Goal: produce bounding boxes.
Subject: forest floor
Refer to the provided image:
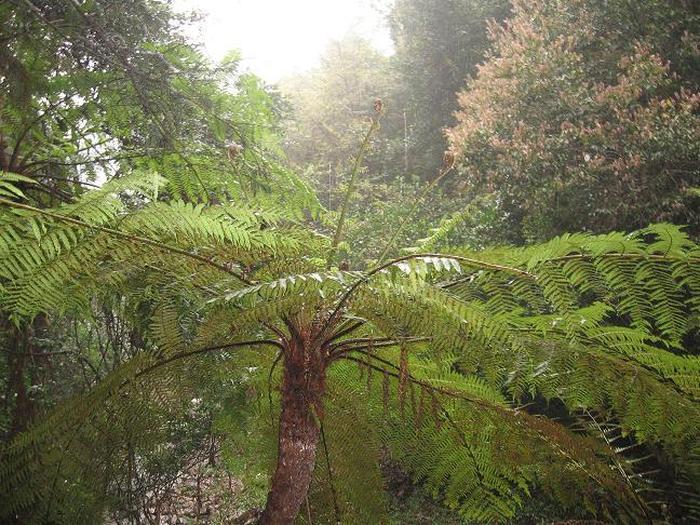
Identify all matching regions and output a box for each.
[107,450,605,525]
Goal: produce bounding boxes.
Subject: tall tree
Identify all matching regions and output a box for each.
[447,0,700,242]
[388,0,511,177]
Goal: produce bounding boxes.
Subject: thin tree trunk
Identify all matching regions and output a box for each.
[2,318,34,438]
[259,344,326,525]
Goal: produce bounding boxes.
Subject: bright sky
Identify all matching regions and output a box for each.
[173,0,394,83]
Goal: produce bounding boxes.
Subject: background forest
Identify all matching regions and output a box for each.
[282,0,700,256]
[1,0,699,524]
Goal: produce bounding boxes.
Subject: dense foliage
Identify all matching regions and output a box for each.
[447,0,700,242]
[389,0,511,176]
[1,1,699,524]
[2,168,700,523]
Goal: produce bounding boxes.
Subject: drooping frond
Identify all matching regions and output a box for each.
[0,172,322,318]
[0,328,279,523]
[321,228,700,520]
[328,351,643,522]
[443,224,700,344]
[302,363,388,524]
[1,167,699,524]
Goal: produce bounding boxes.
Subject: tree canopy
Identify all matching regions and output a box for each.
[447,0,700,242]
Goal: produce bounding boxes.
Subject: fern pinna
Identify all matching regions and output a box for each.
[0,172,699,524]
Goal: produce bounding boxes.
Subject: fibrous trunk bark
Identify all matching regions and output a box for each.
[259,342,326,525]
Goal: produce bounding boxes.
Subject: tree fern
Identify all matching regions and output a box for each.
[0,173,699,523]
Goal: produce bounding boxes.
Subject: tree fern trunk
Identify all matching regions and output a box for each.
[260,343,326,525]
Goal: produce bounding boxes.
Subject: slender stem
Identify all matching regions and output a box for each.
[22,153,152,170]
[547,252,700,264]
[442,251,699,290]
[332,335,429,348]
[329,110,382,263]
[36,174,102,189]
[320,422,341,523]
[325,320,366,344]
[331,336,398,348]
[331,341,405,357]
[264,322,288,342]
[330,336,430,357]
[305,497,313,525]
[438,399,489,490]
[133,339,283,381]
[339,353,495,409]
[268,349,284,428]
[0,347,75,357]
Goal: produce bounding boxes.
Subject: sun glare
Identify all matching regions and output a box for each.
[174,0,394,82]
